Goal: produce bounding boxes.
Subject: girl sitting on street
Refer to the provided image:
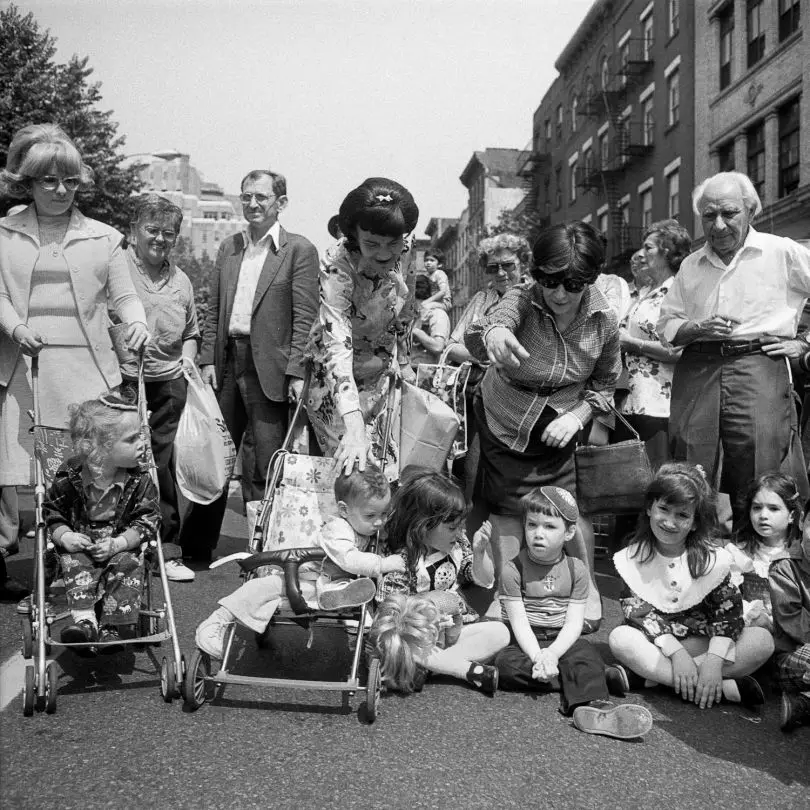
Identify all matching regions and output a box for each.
[376,466,509,694]
[608,462,774,711]
[726,472,801,630]
[44,392,160,655]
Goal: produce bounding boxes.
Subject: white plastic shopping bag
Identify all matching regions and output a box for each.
[175,358,237,504]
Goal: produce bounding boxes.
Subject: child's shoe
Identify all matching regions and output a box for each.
[61,620,98,657]
[780,692,810,731]
[572,702,654,740]
[98,625,125,655]
[723,675,765,711]
[605,664,630,697]
[195,607,233,659]
[465,662,499,695]
[165,559,196,582]
[317,578,377,611]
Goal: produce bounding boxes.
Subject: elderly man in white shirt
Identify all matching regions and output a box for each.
[658,171,810,520]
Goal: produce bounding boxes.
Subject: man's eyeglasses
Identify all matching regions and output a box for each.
[35,175,82,192]
[485,260,517,275]
[239,192,276,205]
[142,225,178,244]
[536,272,589,293]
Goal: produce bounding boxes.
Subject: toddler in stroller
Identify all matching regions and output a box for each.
[195,464,405,658]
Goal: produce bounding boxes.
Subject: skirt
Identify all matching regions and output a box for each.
[474,392,576,516]
[0,347,109,486]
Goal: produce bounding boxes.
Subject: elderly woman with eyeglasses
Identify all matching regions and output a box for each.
[0,124,149,498]
[465,223,621,617]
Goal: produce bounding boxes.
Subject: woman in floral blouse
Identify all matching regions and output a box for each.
[617,219,692,470]
[306,178,419,477]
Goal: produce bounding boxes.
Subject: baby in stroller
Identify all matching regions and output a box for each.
[195,465,405,659]
[43,392,161,655]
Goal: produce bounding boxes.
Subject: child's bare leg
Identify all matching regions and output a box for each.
[609,625,676,685]
[423,622,509,679]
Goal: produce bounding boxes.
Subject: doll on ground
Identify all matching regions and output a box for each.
[726,472,801,630]
[43,392,160,655]
[376,466,509,694]
[769,496,810,730]
[494,486,653,740]
[609,463,774,711]
[195,465,405,659]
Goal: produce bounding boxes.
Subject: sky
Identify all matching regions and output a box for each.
[16,0,595,253]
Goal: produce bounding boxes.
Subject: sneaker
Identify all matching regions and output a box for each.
[780,692,810,731]
[195,609,233,659]
[317,578,376,611]
[605,664,630,698]
[165,559,196,582]
[572,703,654,740]
[61,620,98,657]
[98,625,125,655]
[734,675,765,711]
[466,662,499,695]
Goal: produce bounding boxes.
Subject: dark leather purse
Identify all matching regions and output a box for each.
[574,398,654,515]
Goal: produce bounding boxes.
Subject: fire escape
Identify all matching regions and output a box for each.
[576,38,654,267]
[516,135,551,227]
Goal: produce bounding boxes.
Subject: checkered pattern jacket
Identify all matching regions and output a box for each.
[464,283,621,451]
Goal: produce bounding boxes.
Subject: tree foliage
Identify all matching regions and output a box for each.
[172,237,215,321]
[486,206,548,247]
[0,4,141,230]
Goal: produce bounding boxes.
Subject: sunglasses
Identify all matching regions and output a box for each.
[485,260,517,275]
[239,192,276,205]
[536,273,588,293]
[35,175,82,191]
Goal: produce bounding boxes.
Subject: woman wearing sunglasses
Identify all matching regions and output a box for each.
[0,124,149,537]
[464,222,621,622]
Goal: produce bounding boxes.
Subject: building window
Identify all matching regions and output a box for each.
[569,161,578,202]
[599,131,610,169]
[600,55,610,90]
[641,188,653,230]
[667,70,680,127]
[619,201,632,250]
[598,210,609,236]
[668,0,680,37]
[556,104,564,139]
[719,6,734,90]
[779,98,801,197]
[746,0,765,68]
[616,113,629,163]
[619,40,630,86]
[545,119,552,141]
[555,167,563,210]
[642,14,654,60]
[779,0,801,41]
[666,170,680,219]
[583,147,594,175]
[717,141,735,172]
[642,95,655,145]
[571,96,579,132]
[746,121,765,201]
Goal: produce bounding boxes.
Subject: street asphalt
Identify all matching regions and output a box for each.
[1,487,808,810]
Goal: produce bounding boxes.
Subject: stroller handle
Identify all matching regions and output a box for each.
[238,547,326,615]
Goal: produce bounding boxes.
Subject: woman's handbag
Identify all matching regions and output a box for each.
[415,347,472,459]
[574,397,653,515]
[399,378,460,472]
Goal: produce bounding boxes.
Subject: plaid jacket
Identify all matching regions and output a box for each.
[43,457,160,547]
[464,283,620,451]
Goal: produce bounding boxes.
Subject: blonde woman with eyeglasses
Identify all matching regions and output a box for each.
[0,123,149,498]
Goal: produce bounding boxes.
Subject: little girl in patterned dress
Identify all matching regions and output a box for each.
[726,472,801,630]
[44,392,160,655]
[608,462,774,710]
[376,466,509,693]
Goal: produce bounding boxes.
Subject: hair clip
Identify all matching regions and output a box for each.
[375,194,393,203]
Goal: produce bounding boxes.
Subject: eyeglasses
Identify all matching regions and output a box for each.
[485,260,517,275]
[142,225,178,244]
[239,192,276,205]
[536,272,589,293]
[35,175,82,192]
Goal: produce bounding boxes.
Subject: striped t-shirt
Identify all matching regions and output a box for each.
[499,550,588,628]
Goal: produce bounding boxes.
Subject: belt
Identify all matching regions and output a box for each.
[690,340,763,357]
[499,370,560,397]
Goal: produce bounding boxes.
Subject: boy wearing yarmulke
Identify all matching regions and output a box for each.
[494,486,653,740]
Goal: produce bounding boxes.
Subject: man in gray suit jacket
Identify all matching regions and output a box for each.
[180,169,319,559]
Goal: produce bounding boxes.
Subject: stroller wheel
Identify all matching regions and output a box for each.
[44,661,58,714]
[21,617,33,659]
[183,649,212,711]
[22,665,35,717]
[365,657,381,723]
[160,656,178,703]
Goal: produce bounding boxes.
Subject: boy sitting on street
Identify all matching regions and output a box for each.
[494,486,653,740]
[195,465,404,658]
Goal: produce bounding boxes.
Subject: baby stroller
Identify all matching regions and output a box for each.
[182,380,397,722]
[19,353,184,716]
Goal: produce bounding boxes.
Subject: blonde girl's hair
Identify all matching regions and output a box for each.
[68,393,138,480]
[369,594,441,692]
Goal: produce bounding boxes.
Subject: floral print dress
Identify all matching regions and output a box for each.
[305,240,417,477]
[620,278,676,418]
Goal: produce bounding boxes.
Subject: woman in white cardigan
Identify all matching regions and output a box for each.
[0,123,149,489]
